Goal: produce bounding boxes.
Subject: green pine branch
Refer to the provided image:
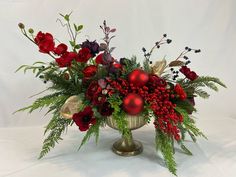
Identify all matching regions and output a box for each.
[121,56,141,78]
[178,76,226,99]
[175,106,207,141]
[156,130,177,176]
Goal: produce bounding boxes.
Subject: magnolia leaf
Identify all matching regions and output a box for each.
[169,60,185,67]
[151,59,167,76]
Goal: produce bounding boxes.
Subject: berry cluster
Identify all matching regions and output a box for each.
[106,74,184,140]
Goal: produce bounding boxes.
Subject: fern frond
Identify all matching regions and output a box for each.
[78,120,101,150]
[39,111,72,159]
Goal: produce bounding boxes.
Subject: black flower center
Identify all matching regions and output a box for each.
[82,115,91,123]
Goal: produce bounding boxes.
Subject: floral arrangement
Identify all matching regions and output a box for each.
[16,13,226,176]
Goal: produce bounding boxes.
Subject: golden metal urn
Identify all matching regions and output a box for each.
[106,115,146,156]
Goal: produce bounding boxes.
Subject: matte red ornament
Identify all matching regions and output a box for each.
[128,69,149,87]
[123,93,144,115]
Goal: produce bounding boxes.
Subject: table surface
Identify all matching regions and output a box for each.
[0,115,235,177]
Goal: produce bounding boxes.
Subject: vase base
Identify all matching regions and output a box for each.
[112,139,143,156]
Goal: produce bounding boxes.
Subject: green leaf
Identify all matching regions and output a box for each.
[64,14,70,21]
[15,65,28,73]
[77,25,83,31]
[73,24,78,31]
[74,44,80,49]
[179,141,193,155]
[69,41,75,47]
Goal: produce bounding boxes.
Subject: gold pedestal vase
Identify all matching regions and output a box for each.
[106,115,146,156]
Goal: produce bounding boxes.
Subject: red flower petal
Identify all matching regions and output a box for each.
[54,43,68,55]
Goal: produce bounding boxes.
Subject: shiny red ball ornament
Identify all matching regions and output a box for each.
[128,69,149,87]
[123,93,144,115]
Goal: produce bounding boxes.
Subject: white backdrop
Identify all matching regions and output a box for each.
[0,0,235,127]
[0,1,236,177]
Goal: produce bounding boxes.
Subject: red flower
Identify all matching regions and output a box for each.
[54,43,68,55]
[113,63,122,69]
[179,66,191,75]
[76,48,92,63]
[179,66,198,81]
[95,53,105,65]
[148,74,167,89]
[72,106,96,131]
[174,84,187,100]
[85,81,105,105]
[188,71,198,81]
[83,65,97,77]
[34,31,55,53]
[55,52,77,67]
[99,102,114,116]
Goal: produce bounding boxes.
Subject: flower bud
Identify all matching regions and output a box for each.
[18,23,25,29]
[28,28,34,34]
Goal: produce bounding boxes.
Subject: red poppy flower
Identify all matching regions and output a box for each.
[72,106,96,131]
[55,52,77,67]
[83,65,97,77]
[34,31,55,53]
[54,43,68,55]
[99,102,114,116]
[76,48,92,63]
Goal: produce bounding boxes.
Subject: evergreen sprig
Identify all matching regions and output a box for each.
[156,130,177,176]
[39,111,72,159]
[108,94,131,139]
[14,92,68,114]
[78,119,101,150]
[121,56,141,78]
[178,76,226,98]
[175,106,207,141]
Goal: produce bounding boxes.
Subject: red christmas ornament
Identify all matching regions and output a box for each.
[123,93,144,115]
[128,69,149,87]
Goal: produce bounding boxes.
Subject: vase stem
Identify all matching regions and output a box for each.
[112,131,143,156]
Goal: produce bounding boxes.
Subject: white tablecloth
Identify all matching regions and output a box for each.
[1,115,235,177]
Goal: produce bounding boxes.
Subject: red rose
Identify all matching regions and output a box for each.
[72,106,96,131]
[54,43,68,55]
[34,31,55,53]
[83,65,97,77]
[179,66,198,81]
[55,52,77,67]
[188,71,198,81]
[174,84,187,100]
[179,66,191,75]
[76,48,92,63]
